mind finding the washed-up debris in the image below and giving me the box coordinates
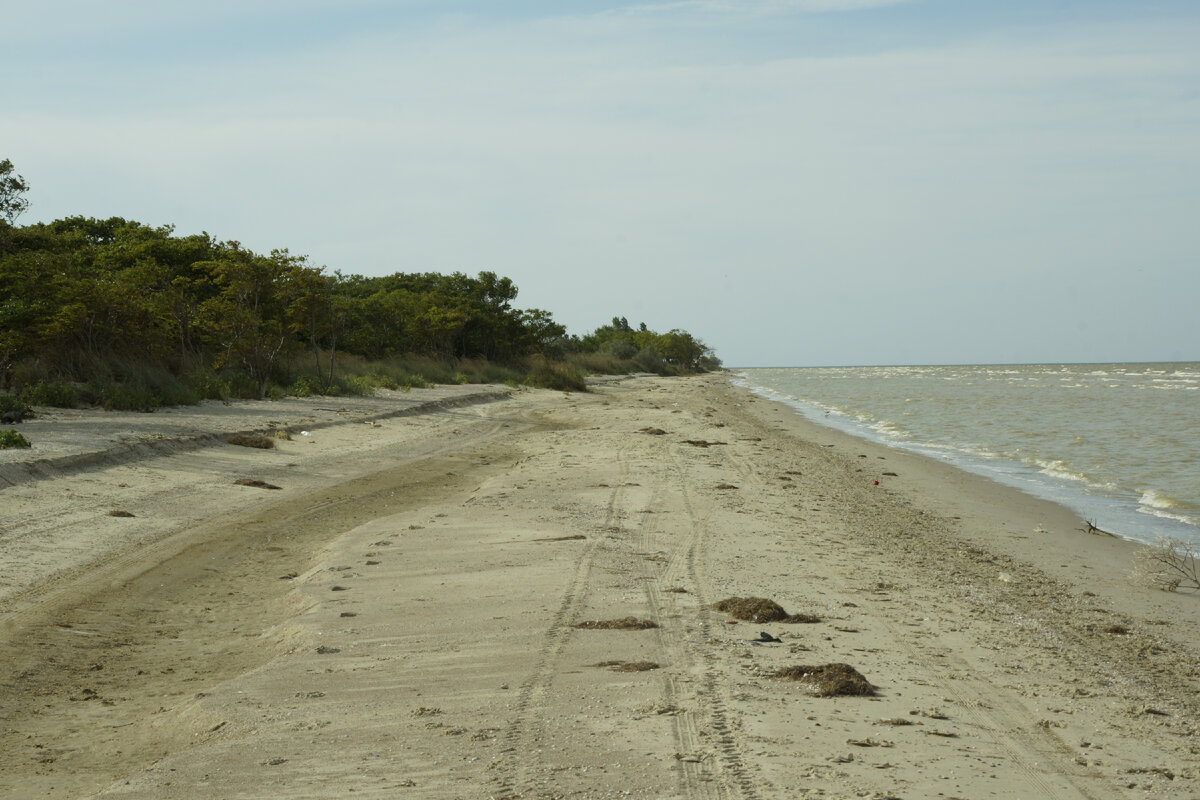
[234,478,281,490]
[573,617,659,630]
[770,663,875,697]
[714,597,821,624]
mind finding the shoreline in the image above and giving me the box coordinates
[731,367,1200,550]
[1,374,1197,798]
[729,377,1195,625]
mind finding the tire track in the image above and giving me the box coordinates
[628,463,725,799]
[651,444,771,800]
[491,445,632,798]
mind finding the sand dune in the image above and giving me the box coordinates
[1,375,1196,798]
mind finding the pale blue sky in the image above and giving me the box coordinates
[4,1,1198,366]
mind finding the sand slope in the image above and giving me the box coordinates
[1,376,1197,799]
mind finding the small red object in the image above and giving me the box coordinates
[874,480,879,485]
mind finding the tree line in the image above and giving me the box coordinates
[0,161,718,410]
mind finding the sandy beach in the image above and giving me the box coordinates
[1,374,1197,799]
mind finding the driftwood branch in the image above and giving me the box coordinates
[1081,519,1117,537]
[1131,538,1200,593]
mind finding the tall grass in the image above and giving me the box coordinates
[1,348,613,412]
[564,349,682,377]
[524,356,588,392]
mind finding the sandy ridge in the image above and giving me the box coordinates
[0,387,511,489]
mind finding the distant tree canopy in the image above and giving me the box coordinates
[0,159,718,403]
[0,216,576,397]
[572,316,720,372]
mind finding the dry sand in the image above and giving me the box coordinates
[1,374,1197,799]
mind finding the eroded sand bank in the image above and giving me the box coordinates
[1,375,1197,799]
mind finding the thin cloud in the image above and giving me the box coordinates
[618,0,913,15]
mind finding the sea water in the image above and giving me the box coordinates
[734,363,1200,549]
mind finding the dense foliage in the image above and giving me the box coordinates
[0,173,719,409]
[570,316,720,374]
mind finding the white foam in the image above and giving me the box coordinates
[1034,459,1089,484]
[1139,489,1178,510]
[1137,505,1198,527]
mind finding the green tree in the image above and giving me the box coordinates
[0,250,57,390]
[289,266,348,388]
[198,246,300,398]
[0,159,31,226]
[517,308,568,355]
[656,329,706,371]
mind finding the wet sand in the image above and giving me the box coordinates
[1,374,1197,799]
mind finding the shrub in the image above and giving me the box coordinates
[223,373,260,400]
[601,339,638,360]
[0,395,26,415]
[95,374,200,411]
[633,347,669,375]
[69,359,201,411]
[343,375,375,396]
[153,379,200,407]
[0,429,31,449]
[185,369,229,401]
[21,380,79,408]
[367,372,399,391]
[289,373,324,397]
[98,383,160,412]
